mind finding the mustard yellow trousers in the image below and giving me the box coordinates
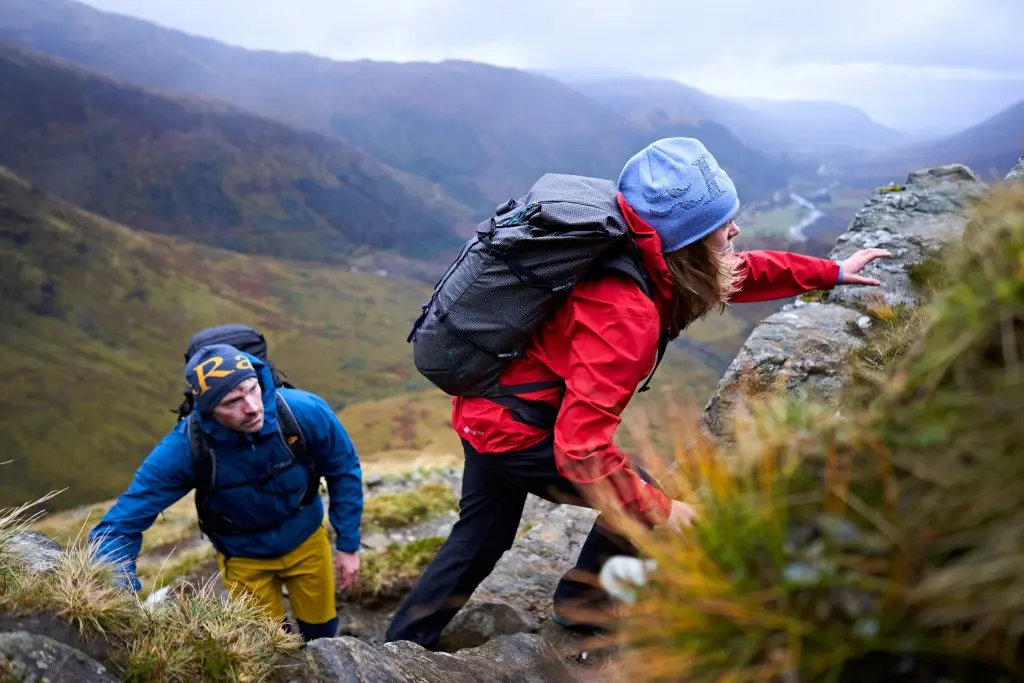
[215,523,336,632]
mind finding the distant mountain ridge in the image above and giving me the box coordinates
[736,97,917,152]
[842,100,1024,187]
[0,0,800,210]
[566,76,914,155]
[0,39,472,262]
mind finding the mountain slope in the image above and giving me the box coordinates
[844,100,1024,187]
[0,166,755,511]
[0,0,795,209]
[0,39,472,263]
[0,166,441,510]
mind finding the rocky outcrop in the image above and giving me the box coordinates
[703,164,990,439]
[1008,155,1024,183]
[306,633,578,683]
[0,631,117,683]
[437,504,598,651]
[5,530,64,574]
[471,505,598,615]
[3,530,583,683]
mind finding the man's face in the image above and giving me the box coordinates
[212,377,264,433]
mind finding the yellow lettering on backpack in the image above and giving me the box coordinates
[193,356,232,394]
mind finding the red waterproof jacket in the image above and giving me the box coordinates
[452,193,841,524]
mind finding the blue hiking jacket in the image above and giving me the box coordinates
[88,354,363,592]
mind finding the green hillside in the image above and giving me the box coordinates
[0,40,471,264]
[1,165,753,513]
[0,167,438,510]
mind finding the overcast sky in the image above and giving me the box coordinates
[81,0,1024,134]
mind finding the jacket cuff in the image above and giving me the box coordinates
[836,262,844,285]
[638,487,673,527]
[336,538,360,553]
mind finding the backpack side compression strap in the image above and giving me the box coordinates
[188,413,222,546]
[188,414,215,492]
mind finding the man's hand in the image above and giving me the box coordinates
[334,550,360,591]
[839,248,892,286]
[665,499,699,532]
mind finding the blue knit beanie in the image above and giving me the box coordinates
[184,344,258,414]
[617,137,740,253]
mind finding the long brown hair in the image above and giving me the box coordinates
[662,230,742,334]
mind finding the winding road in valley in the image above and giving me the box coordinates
[788,192,827,242]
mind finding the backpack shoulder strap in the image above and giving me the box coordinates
[591,248,654,300]
[188,413,215,491]
[591,247,668,393]
[274,393,318,506]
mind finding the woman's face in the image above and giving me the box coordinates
[705,220,740,253]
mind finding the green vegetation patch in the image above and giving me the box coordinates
[344,537,445,601]
[362,483,459,532]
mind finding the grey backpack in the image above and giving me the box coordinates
[407,173,669,429]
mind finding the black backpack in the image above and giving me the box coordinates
[177,324,320,541]
[407,174,670,430]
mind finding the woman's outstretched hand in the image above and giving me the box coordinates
[839,248,892,286]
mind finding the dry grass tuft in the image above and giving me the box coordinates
[1,486,305,682]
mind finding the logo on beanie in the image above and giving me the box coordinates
[190,354,255,396]
[642,155,727,217]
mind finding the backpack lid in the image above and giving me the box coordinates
[185,324,269,363]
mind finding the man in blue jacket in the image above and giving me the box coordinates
[89,343,363,642]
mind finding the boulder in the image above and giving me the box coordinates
[702,164,990,440]
[307,632,578,683]
[1007,155,1024,183]
[439,602,540,652]
[825,164,988,309]
[0,631,117,682]
[4,531,64,574]
[703,302,864,439]
[471,505,598,616]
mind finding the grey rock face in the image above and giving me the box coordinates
[1007,155,1024,182]
[4,531,64,574]
[0,631,117,683]
[471,505,598,616]
[703,303,865,439]
[702,163,990,440]
[826,164,988,309]
[440,602,541,652]
[307,632,578,683]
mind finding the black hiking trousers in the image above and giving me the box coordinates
[383,435,662,650]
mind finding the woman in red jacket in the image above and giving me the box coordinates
[386,137,890,648]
